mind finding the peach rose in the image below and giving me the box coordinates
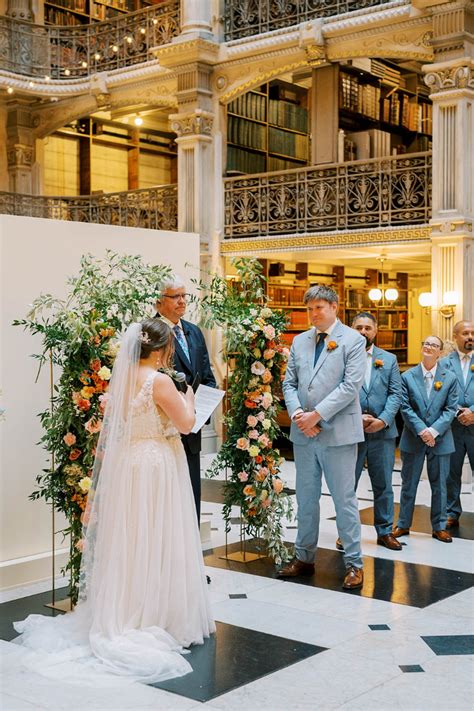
[84,418,102,434]
[243,485,256,498]
[262,369,273,384]
[258,434,271,448]
[272,478,284,494]
[248,429,259,440]
[90,358,101,372]
[263,349,275,360]
[63,432,76,447]
[236,437,250,451]
[263,325,275,339]
[247,415,258,427]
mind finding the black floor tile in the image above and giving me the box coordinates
[369,624,390,630]
[358,504,474,540]
[421,635,474,656]
[399,664,424,672]
[152,621,325,702]
[204,540,474,608]
[0,588,69,642]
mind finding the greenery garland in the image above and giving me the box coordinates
[14,252,171,602]
[198,259,293,565]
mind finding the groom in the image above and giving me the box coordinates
[279,285,367,589]
[156,274,216,523]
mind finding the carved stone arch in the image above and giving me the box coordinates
[217,58,309,106]
[32,96,99,139]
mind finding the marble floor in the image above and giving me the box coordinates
[1,457,473,710]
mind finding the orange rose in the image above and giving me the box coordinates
[63,432,76,446]
[69,448,81,461]
[77,398,91,412]
[255,455,263,464]
[244,400,257,409]
[80,386,95,400]
[90,358,101,372]
[327,341,338,351]
[434,381,443,391]
[243,485,256,498]
[374,359,384,369]
[79,371,91,385]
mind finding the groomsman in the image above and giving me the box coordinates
[440,320,474,528]
[156,275,216,523]
[393,336,458,542]
[341,312,402,550]
[279,285,367,589]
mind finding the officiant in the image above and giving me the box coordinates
[156,275,217,522]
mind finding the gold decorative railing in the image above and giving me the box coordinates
[224,152,432,238]
[0,1,179,79]
[224,0,395,41]
[0,185,178,230]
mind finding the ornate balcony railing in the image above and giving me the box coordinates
[224,0,392,41]
[0,1,179,80]
[0,185,178,230]
[224,152,432,238]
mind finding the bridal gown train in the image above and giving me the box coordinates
[13,372,215,683]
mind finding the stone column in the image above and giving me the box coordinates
[6,0,32,21]
[7,104,36,193]
[423,0,474,340]
[179,0,213,39]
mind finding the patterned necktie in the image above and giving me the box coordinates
[424,371,433,397]
[313,332,327,367]
[173,324,190,363]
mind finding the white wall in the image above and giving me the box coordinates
[0,216,199,590]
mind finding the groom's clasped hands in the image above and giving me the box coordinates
[294,410,321,438]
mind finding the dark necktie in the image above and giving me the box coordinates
[313,332,327,367]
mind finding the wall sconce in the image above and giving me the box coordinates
[385,288,399,302]
[134,115,143,126]
[418,291,433,313]
[368,288,382,302]
[439,291,459,319]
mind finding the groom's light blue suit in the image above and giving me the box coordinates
[283,320,366,569]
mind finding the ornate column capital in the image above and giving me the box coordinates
[424,60,474,93]
[169,109,213,138]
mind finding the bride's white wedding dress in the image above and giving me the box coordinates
[13,371,215,683]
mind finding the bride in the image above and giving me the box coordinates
[13,319,215,682]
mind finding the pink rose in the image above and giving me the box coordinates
[273,478,284,494]
[263,325,275,339]
[257,412,266,422]
[63,432,76,447]
[236,437,250,450]
[251,361,265,376]
[258,434,271,448]
[84,418,102,434]
[247,415,258,427]
[261,393,273,410]
[248,429,259,440]
[238,471,249,482]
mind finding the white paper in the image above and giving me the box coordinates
[191,384,225,433]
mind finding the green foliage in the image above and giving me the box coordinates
[197,258,293,565]
[14,252,171,602]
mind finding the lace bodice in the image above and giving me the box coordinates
[131,372,179,441]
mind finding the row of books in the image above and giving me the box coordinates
[268,156,304,172]
[340,74,380,120]
[268,127,308,161]
[268,286,307,304]
[371,60,401,88]
[377,331,408,348]
[46,0,87,11]
[378,311,408,328]
[345,129,392,160]
[228,117,266,151]
[227,146,265,175]
[268,100,308,133]
[228,93,267,123]
[287,311,309,328]
[45,6,83,23]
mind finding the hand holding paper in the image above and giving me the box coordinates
[191,384,225,433]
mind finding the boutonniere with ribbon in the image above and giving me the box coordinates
[434,381,443,391]
[374,359,384,369]
[327,340,338,351]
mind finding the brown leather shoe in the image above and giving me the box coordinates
[336,537,344,551]
[342,566,364,589]
[277,557,315,578]
[446,517,459,528]
[377,533,403,550]
[392,527,410,538]
[432,529,453,543]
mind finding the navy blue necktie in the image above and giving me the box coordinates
[313,332,327,367]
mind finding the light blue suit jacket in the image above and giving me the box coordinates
[359,346,402,440]
[399,364,459,455]
[283,320,366,447]
[439,351,474,435]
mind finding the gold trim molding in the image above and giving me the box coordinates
[221,227,432,254]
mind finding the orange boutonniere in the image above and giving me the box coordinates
[327,341,338,351]
[374,359,384,369]
[471,364,474,372]
[434,381,443,391]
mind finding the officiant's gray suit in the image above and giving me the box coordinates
[283,320,366,569]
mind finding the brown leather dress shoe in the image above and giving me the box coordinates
[432,529,453,543]
[342,566,364,589]
[377,533,402,550]
[336,537,344,551]
[277,557,315,578]
[446,517,459,528]
[392,527,410,538]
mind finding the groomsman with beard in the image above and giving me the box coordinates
[336,312,402,552]
[155,275,216,523]
[439,320,474,528]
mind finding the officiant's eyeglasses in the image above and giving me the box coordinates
[421,341,441,349]
[162,293,190,301]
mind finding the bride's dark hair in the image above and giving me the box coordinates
[139,318,174,366]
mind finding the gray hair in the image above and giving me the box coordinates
[158,273,185,295]
[303,285,339,305]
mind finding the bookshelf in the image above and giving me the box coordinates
[338,61,433,161]
[44,0,156,26]
[226,80,309,175]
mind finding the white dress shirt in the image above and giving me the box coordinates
[365,344,374,389]
[457,349,472,384]
[420,362,439,438]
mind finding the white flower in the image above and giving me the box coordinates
[78,476,92,493]
[260,307,273,318]
[97,366,111,380]
[251,361,265,376]
[262,419,271,430]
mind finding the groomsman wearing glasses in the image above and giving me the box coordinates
[156,275,216,523]
[393,336,459,542]
[335,312,402,551]
[440,320,474,528]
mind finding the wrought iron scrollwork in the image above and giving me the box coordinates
[224,153,432,237]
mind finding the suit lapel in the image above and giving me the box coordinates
[427,368,446,410]
[312,321,342,379]
[450,351,465,390]
[367,346,381,393]
[305,329,316,374]
[413,365,428,407]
